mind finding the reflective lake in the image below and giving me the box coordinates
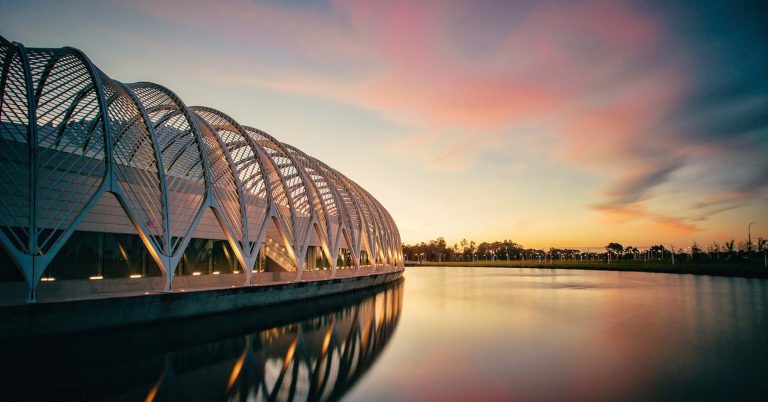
[349,267,768,401]
[3,266,768,401]
[3,281,403,401]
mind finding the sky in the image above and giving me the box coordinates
[1,0,766,249]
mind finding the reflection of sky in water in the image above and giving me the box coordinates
[348,267,768,401]
[1,282,403,401]
[3,269,767,401]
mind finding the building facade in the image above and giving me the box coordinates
[0,36,403,302]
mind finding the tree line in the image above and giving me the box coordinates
[403,236,768,265]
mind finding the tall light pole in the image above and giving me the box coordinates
[667,244,675,265]
[748,222,757,253]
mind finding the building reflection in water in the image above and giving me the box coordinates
[1,280,403,401]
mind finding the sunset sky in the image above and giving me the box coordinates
[1,0,766,249]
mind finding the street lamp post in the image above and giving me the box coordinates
[748,222,757,254]
[667,244,675,265]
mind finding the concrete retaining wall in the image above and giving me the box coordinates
[0,268,403,338]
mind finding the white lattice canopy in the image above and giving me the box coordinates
[0,37,403,300]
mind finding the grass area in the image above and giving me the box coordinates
[405,259,768,279]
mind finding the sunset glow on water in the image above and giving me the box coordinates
[349,267,768,401]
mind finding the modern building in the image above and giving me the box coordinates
[0,36,403,303]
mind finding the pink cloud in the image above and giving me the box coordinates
[124,0,718,230]
[134,0,672,137]
[333,0,686,178]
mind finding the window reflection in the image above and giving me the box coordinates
[2,280,404,401]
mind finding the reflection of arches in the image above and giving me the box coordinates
[0,36,403,302]
[1,278,403,401]
[222,280,404,401]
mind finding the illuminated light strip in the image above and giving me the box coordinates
[41,277,56,282]
[89,275,103,280]
[129,274,142,279]
[192,272,201,276]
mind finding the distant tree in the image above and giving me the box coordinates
[476,242,488,259]
[691,242,702,261]
[604,243,623,262]
[405,235,764,266]
[463,240,476,260]
[433,237,448,261]
[605,242,624,254]
[711,242,720,259]
[435,237,447,250]
[726,240,735,254]
[649,244,666,260]
[624,246,638,260]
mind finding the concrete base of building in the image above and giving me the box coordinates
[0,267,403,338]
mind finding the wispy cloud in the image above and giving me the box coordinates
[597,158,687,208]
[689,191,756,221]
[594,203,700,238]
[97,0,767,243]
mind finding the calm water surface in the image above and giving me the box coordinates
[3,282,403,401]
[348,267,768,401]
[3,267,768,401]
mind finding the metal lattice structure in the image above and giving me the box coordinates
[0,37,403,301]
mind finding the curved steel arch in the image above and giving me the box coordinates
[242,127,338,274]
[0,36,403,301]
[126,83,210,255]
[238,127,306,258]
[0,40,114,300]
[282,144,349,265]
[188,107,290,274]
[310,159,371,268]
[336,173,381,266]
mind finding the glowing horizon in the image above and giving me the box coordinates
[1,0,766,249]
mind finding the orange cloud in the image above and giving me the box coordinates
[594,203,700,237]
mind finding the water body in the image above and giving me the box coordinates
[2,267,767,401]
[349,267,768,401]
[2,282,403,401]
